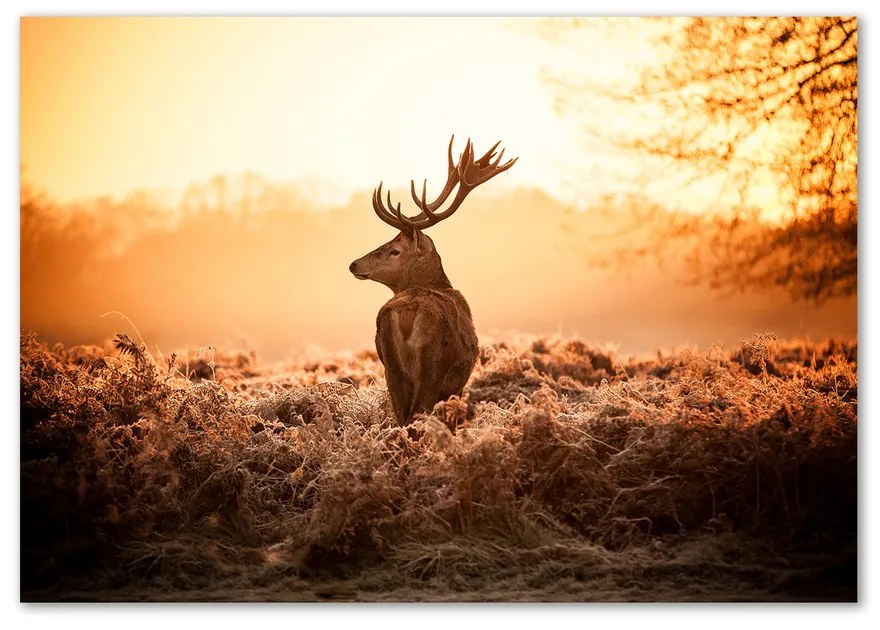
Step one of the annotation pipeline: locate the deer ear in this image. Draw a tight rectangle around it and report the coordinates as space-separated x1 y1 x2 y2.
412 227 424 254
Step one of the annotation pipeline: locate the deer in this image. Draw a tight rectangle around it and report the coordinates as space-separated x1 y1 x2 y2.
349 135 517 426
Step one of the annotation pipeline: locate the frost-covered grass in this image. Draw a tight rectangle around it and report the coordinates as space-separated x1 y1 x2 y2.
20 332 857 601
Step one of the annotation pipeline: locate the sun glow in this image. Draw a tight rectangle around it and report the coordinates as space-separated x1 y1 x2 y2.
22 17 801 222
20 17 853 359
21 17 591 206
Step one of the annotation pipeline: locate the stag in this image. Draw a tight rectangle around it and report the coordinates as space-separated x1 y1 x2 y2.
349 135 517 426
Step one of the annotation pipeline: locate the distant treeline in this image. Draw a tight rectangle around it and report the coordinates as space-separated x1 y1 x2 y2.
20 179 856 360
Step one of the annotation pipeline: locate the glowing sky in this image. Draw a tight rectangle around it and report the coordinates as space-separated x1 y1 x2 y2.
21 17 602 206
20 16 799 219
16 15 857 358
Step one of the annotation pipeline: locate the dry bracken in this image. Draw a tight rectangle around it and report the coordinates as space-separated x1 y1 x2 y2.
20 331 857 601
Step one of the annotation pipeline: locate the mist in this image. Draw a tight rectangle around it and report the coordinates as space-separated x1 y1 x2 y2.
21 181 856 361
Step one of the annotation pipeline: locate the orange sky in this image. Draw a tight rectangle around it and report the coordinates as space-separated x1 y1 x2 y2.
21 18 580 205
17 16 857 359
19 16 792 217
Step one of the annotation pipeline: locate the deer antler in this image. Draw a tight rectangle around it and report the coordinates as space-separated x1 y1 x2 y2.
372 135 517 232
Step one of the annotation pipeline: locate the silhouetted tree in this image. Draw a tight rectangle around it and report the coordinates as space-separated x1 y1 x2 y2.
547 17 857 301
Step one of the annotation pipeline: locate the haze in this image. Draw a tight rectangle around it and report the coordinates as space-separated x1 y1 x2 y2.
22 17 595 206
19 17 855 360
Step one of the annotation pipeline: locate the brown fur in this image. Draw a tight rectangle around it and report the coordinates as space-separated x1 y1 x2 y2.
350 136 515 424
350 230 478 425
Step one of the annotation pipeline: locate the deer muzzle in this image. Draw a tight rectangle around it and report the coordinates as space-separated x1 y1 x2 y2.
349 260 370 280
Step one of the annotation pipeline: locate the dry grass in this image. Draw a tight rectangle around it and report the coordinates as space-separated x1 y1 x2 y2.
20 331 857 602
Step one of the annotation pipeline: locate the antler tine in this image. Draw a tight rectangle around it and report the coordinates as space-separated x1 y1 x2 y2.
409 178 437 219
497 155 518 173
388 189 415 229
459 139 477 187
420 179 431 216
372 182 406 230
409 134 462 213
446 134 456 171
475 140 502 167
492 148 505 168
373 136 517 232
409 178 436 218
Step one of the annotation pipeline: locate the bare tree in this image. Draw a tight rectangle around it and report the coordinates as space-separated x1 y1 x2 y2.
546 17 857 301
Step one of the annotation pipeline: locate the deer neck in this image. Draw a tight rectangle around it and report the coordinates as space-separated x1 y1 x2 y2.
392 253 453 293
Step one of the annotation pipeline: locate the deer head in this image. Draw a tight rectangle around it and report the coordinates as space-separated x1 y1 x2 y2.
349 135 517 293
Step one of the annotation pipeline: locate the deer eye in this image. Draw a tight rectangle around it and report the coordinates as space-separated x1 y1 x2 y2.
390 249 401 257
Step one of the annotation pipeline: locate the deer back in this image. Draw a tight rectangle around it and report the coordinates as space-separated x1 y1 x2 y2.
375 287 478 421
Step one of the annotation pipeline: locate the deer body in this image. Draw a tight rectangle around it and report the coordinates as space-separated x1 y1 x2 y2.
350 136 516 426
376 287 478 425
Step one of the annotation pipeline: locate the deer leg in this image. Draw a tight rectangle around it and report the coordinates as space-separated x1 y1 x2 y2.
408 352 444 419
378 343 414 426
386 366 415 426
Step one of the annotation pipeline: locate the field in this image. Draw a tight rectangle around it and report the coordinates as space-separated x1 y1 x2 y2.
20 331 857 602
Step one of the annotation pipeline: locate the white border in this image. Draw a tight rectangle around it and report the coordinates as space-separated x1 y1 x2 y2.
4 1 875 627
